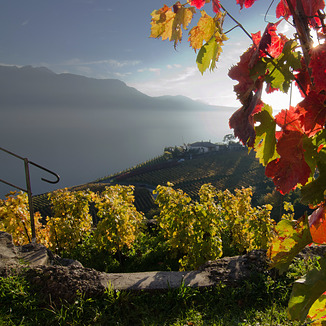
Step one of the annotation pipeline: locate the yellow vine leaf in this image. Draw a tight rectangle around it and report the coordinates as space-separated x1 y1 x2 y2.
150 5 175 41
268 215 312 274
307 293 326 325
171 5 196 47
150 3 195 48
188 10 216 50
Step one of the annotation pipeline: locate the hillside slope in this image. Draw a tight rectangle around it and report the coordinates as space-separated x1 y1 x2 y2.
103 149 273 202
33 149 271 215
33 149 310 221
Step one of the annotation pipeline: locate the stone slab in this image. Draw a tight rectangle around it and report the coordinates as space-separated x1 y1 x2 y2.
99 270 214 290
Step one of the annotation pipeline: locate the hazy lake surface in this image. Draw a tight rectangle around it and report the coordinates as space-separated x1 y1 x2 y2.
0 106 234 197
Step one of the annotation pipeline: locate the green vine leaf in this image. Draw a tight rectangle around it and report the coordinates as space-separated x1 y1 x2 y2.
307 293 326 325
264 40 301 93
254 104 278 166
288 257 326 323
268 215 312 274
301 131 326 206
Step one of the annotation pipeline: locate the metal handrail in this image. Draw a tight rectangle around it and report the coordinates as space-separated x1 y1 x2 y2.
0 147 60 242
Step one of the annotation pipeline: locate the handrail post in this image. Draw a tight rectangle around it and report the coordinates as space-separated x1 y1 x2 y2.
0 146 60 243
24 158 36 242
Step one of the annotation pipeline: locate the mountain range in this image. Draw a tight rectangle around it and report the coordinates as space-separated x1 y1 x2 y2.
0 65 218 111
0 65 235 197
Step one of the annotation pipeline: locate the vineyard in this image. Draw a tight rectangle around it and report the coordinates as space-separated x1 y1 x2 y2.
32 148 304 221
115 150 270 199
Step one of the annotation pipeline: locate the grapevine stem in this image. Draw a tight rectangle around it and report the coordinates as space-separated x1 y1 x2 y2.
219 3 252 41
224 24 242 34
264 0 276 23
285 0 313 79
22 220 31 243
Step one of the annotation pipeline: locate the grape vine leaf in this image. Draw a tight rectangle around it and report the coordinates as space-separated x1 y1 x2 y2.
188 11 216 50
229 44 258 104
196 28 228 74
189 0 206 10
268 215 312 274
310 43 326 93
302 135 318 178
230 23 286 106
236 0 258 9
296 91 326 136
309 206 326 245
276 0 325 23
264 40 301 93
265 131 311 194
288 257 326 322
254 104 278 166
307 293 326 325
301 145 326 206
259 22 285 58
189 0 223 13
150 5 175 41
150 4 195 48
229 87 263 147
275 106 303 133
212 0 222 13
294 58 311 97
171 5 196 47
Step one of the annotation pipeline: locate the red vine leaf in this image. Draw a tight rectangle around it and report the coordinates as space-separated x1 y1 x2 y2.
259 21 285 58
212 0 222 13
275 106 303 134
236 0 258 9
189 0 205 9
296 91 326 136
229 87 263 147
309 206 326 244
310 43 326 93
265 131 311 194
276 0 325 26
276 0 291 19
294 58 311 97
228 44 259 104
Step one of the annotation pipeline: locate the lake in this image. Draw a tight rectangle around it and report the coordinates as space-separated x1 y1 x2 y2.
0 105 235 197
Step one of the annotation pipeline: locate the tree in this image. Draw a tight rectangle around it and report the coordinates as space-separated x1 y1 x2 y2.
150 0 326 323
223 133 237 145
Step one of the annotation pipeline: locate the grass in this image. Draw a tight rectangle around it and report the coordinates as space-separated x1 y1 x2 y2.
0 257 318 325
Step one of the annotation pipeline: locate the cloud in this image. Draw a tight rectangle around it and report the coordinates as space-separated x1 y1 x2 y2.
108 59 141 68
63 58 141 68
73 66 93 75
167 64 182 69
148 68 161 74
168 66 197 82
278 20 294 36
0 63 22 68
128 60 242 108
114 72 132 77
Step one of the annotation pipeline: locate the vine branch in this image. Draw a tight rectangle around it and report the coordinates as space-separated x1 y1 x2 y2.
219 3 252 41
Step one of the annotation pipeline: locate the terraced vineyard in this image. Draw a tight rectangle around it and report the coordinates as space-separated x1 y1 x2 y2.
105 149 273 202
33 149 286 219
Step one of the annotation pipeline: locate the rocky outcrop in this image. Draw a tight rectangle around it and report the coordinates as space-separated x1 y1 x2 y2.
0 231 82 276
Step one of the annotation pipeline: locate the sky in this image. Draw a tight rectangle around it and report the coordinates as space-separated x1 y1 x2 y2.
0 0 303 109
